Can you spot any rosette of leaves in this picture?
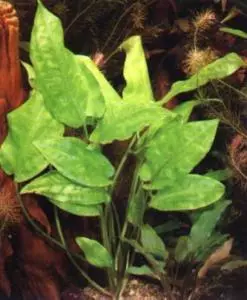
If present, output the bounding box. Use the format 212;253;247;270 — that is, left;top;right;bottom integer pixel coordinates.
0;1;245;297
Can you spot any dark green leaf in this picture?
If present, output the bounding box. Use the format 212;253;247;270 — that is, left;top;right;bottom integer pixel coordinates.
34;137;114;187
76;237;113;268
123;238;165;274
189;200;231;253
0;91;64;182
205;169;232;181
127;188;146;227
175;236;190;263
154;220;182;234
141;224;168;260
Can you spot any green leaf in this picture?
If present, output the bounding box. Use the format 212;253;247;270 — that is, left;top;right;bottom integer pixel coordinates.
141;224;168;260
21;171;110;205
160;53;245;104
50;199;100;216
120;36;154;103
175;236;190;263
75;56;105;119
220;27;247;39
221;260;247;271
34;137;114;187
88;35;175;143
91;101;174;144
173;100;199;123
127;188;146;227
77;55;121;109
154;220;182;234
189;200;230;253
21;62;36;88
30;1;103;128
123;238;165;274
205;169;232;181
140;119;219;189
150;174;225;211
195;232;228;262
175;200;230;263
0;91;64;182
76;237;113;268
127;265;158;279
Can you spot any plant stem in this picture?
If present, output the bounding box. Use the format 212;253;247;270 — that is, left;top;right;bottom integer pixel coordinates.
83;124;89;141
218;79;247;100
100;206;116;291
17;190;70;251
114;160;142;295
111;136;137;193
16;189;110;296
54;206;111;297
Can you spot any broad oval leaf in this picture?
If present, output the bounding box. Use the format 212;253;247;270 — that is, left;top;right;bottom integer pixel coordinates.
160;53;245;104
120;36;154;103
34;137;114;187
0;91;64;182
30;1;103;128
141;224;168;260
140;119;219;189
76;237;113;268
21;171;110;205
49;198;100;217
149;174;225;211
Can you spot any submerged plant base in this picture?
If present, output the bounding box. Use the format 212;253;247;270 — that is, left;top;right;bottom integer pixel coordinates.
82;278;170;300
190;266;247;300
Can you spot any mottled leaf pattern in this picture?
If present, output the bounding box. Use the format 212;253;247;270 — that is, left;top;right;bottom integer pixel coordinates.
0;91;64;182
30;1;103;128
140;119;219;189
21;171;110;205
150;174;225;211
34;137;114;187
